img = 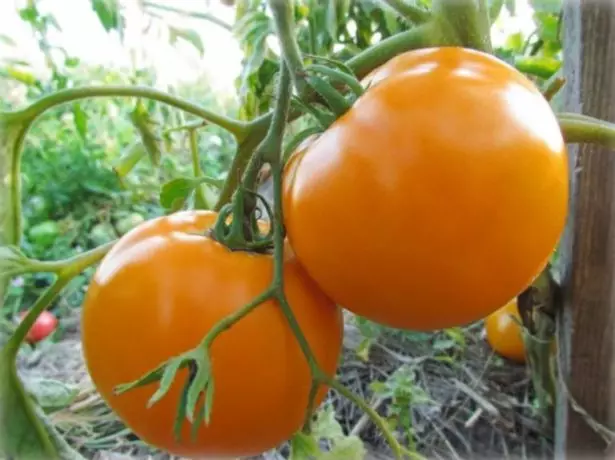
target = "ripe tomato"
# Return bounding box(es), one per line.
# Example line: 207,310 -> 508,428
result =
484,299 -> 526,363
283,47 -> 568,331
19,310 -> 58,343
81,210 -> 343,458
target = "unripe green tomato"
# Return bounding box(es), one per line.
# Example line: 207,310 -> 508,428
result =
28,221 -> 60,248
115,213 -> 145,236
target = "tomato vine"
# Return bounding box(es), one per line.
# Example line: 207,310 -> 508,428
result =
2,1 -> 615,459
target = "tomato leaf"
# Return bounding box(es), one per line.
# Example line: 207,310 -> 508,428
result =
72,103 -> 88,140
22,377 -> 79,411
168,26 -> 205,56
131,100 -> 163,167
289,431 -> 320,459
112,142 -> 147,178
320,435 -> 366,460
160,177 -> 223,212
0,349 -> 84,459
90,0 -> 120,32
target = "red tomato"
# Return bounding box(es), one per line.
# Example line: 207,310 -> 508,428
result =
283,47 -> 568,331
19,310 -> 58,343
81,210 -> 343,457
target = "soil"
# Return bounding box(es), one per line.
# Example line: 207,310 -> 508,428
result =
14,308 -> 553,460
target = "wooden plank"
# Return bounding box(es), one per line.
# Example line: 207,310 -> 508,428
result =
554,0 -> 615,457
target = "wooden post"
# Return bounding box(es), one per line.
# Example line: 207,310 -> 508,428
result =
554,0 -> 615,458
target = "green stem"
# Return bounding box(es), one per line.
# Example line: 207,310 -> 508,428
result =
558,113 -> 615,148
321,375 -> 404,458
5,86 -> 248,140
189,128 -> 210,210
214,21 -> 436,211
268,0 -> 307,94
346,23 -> 436,78
142,1 -> 233,31
379,0 -> 431,24
5,242 -> 112,354
307,64 -> 364,98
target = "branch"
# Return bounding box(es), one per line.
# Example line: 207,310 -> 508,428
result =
142,1 -> 232,31
5,86 -> 248,140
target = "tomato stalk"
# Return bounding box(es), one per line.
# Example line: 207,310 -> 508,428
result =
431,0 -> 493,53
557,113 -> 615,148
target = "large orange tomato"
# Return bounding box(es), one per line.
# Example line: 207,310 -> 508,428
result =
81,210 -> 343,458
283,47 -> 568,331
484,299 -> 526,363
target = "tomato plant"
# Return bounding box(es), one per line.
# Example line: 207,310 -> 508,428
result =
1,1 -> 614,459
484,298 -> 526,363
283,46 -> 569,332
81,210 -> 343,457
19,309 -> 57,344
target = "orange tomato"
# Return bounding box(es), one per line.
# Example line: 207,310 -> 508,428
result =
283,47 -> 568,331
81,210 -> 343,457
484,299 -> 526,363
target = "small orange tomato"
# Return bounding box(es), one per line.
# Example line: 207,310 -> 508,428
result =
81,210 -> 343,458
485,299 -> 526,363
19,310 -> 58,343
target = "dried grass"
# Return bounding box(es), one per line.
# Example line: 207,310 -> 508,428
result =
15,308 -> 553,460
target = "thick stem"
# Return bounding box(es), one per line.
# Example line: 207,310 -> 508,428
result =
0,119 -> 28,303
214,23 -> 436,211
6,86 -> 248,140
558,113 -> 615,147
268,0 -> 306,94
345,23 -> 437,78
378,0 -> 431,24
142,1 -> 232,31
431,0 -> 493,53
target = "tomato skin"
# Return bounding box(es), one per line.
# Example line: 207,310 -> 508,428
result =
20,310 -> 58,343
484,299 -> 526,363
283,47 -> 568,331
81,210 -> 343,458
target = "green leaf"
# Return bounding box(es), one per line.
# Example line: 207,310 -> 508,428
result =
131,100 -> 163,166
325,0 -> 338,41
0,350 -> 58,458
168,26 -> 205,56
515,55 -> 561,79
18,6 -> 39,24
505,31 -> 524,52
64,57 -> 80,68
23,377 -> 79,411
311,405 -> 345,440
72,103 -> 87,140
320,435 -> 366,460
159,177 -> 223,212
0,34 -> 16,46
91,0 -> 120,32
0,67 -> 39,86
112,142 -> 147,178
289,431 -> 320,459
534,12 -> 560,43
